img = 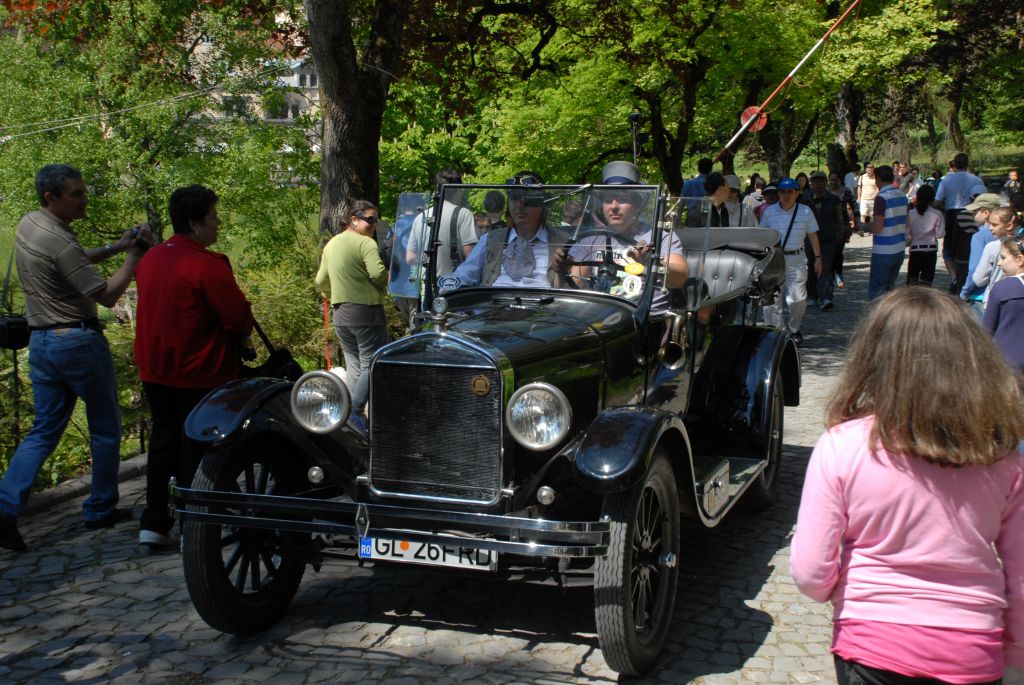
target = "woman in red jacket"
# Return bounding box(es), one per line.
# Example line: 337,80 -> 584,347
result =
133,185 -> 253,549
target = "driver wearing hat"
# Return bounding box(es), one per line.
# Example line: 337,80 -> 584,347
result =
569,161 -> 688,311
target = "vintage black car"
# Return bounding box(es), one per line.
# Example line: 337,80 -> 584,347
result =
171,181 -> 798,676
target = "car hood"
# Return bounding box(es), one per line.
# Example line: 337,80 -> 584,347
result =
437,292 -> 635,369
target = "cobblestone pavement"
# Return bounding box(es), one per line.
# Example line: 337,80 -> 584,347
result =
0,236 -> 923,684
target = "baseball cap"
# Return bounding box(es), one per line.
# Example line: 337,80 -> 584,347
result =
763,184 -> 778,193
810,170 -> 827,180
777,177 -> 799,190
725,174 -> 741,190
602,161 -> 640,185
965,193 -> 1002,211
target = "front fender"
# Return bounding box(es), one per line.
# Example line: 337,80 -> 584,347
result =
572,407 -> 686,494
184,378 -> 292,444
687,325 -> 799,460
184,377 -> 367,496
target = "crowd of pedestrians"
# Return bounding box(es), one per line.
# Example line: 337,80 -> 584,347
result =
681,153 -> 1024,365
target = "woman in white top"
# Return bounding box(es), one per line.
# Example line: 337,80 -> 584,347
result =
905,184 -> 945,286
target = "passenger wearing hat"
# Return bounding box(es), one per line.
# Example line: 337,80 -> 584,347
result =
807,170 -> 844,310
444,170 -> 571,290
758,177 -> 822,345
959,193 -> 1004,305
569,162 -> 687,312
867,165 -> 908,300
723,174 -> 757,227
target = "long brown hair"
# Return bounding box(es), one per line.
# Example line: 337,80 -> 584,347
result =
826,287 -> 1024,466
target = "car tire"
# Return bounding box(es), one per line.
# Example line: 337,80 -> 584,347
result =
742,377 -> 784,512
182,443 -> 307,635
593,449 -> 680,676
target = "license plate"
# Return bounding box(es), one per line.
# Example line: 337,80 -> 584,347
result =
358,536 -> 498,571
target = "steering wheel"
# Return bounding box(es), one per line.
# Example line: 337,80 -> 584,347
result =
560,228 -> 640,293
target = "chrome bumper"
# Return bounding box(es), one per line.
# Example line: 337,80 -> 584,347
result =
170,480 -> 610,558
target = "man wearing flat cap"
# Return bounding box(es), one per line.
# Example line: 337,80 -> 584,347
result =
445,170 -> 570,289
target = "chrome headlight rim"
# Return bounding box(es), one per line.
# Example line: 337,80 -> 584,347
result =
290,370 -> 352,434
505,382 -> 572,452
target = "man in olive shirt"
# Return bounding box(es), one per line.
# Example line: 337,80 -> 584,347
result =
0,164 -> 152,552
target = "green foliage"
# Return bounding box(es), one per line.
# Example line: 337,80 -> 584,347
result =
2,0 -> 1021,493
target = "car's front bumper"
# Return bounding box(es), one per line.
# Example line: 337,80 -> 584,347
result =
170,479 -> 610,558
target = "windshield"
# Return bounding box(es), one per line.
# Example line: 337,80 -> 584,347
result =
388,192 -> 429,299
406,183 -> 676,307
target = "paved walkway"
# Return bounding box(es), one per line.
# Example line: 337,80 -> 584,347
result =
0,235 -> 924,684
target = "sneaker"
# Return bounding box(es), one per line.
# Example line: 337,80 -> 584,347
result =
835,275 -> 845,289
0,515 -> 27,552
84,507 -> 134,530
791,330 -> 804,346
139,529 -> 176,547
820,300 -> 834,311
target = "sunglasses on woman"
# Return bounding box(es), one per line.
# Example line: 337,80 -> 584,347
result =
356,213 -> 379,224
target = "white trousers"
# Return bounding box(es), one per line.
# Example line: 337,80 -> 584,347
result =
763,253 -> 808,334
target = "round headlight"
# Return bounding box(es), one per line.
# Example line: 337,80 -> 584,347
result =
290,371 -> 351,434
505,382 -> 571,451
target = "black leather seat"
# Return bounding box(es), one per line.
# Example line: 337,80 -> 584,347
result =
676,228 -> 784,304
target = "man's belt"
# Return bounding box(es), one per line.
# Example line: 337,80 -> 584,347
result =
783,248 -> 804,255
30,318 -> 101,331
909,244 -> 937,251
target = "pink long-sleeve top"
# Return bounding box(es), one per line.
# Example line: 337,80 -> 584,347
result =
790,417 -> 1024,670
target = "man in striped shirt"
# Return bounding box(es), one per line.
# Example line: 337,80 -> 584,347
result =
868,165 -> 908,300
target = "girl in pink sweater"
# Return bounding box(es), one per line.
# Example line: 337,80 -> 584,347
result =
791,287 -> 1024,684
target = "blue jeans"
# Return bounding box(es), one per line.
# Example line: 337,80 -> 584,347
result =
868,252 -> 905,300
0,328 -> 122,522
334,323 -> 389,415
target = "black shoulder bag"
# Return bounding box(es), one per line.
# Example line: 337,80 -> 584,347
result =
0,252 -> 29,351
447,206 -> 464,269
239,319 -> 304,382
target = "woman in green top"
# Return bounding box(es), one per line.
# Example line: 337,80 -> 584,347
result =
315,200 -> 388,431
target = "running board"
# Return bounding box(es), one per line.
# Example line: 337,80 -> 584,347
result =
695,457 -> 764,521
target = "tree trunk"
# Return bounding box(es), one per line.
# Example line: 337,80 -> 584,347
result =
646,64 -> 701,195
826,143 -> 848,178
832,82 -> 861,173
946,73 -> 968,154
759,105 -> 820,180
305,0 -> 407,235
925,109 -> 939,171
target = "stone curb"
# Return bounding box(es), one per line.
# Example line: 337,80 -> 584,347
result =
23,452 -> 148,516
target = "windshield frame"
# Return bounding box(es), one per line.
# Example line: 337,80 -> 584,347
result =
414,183 -> 669,315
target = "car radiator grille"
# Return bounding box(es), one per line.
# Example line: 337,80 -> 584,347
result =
370,363 -> 503,503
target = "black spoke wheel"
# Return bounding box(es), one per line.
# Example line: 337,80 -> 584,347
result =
743,377 -> 784,512
594,450 -> 679,675
182,444 -> 307,635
